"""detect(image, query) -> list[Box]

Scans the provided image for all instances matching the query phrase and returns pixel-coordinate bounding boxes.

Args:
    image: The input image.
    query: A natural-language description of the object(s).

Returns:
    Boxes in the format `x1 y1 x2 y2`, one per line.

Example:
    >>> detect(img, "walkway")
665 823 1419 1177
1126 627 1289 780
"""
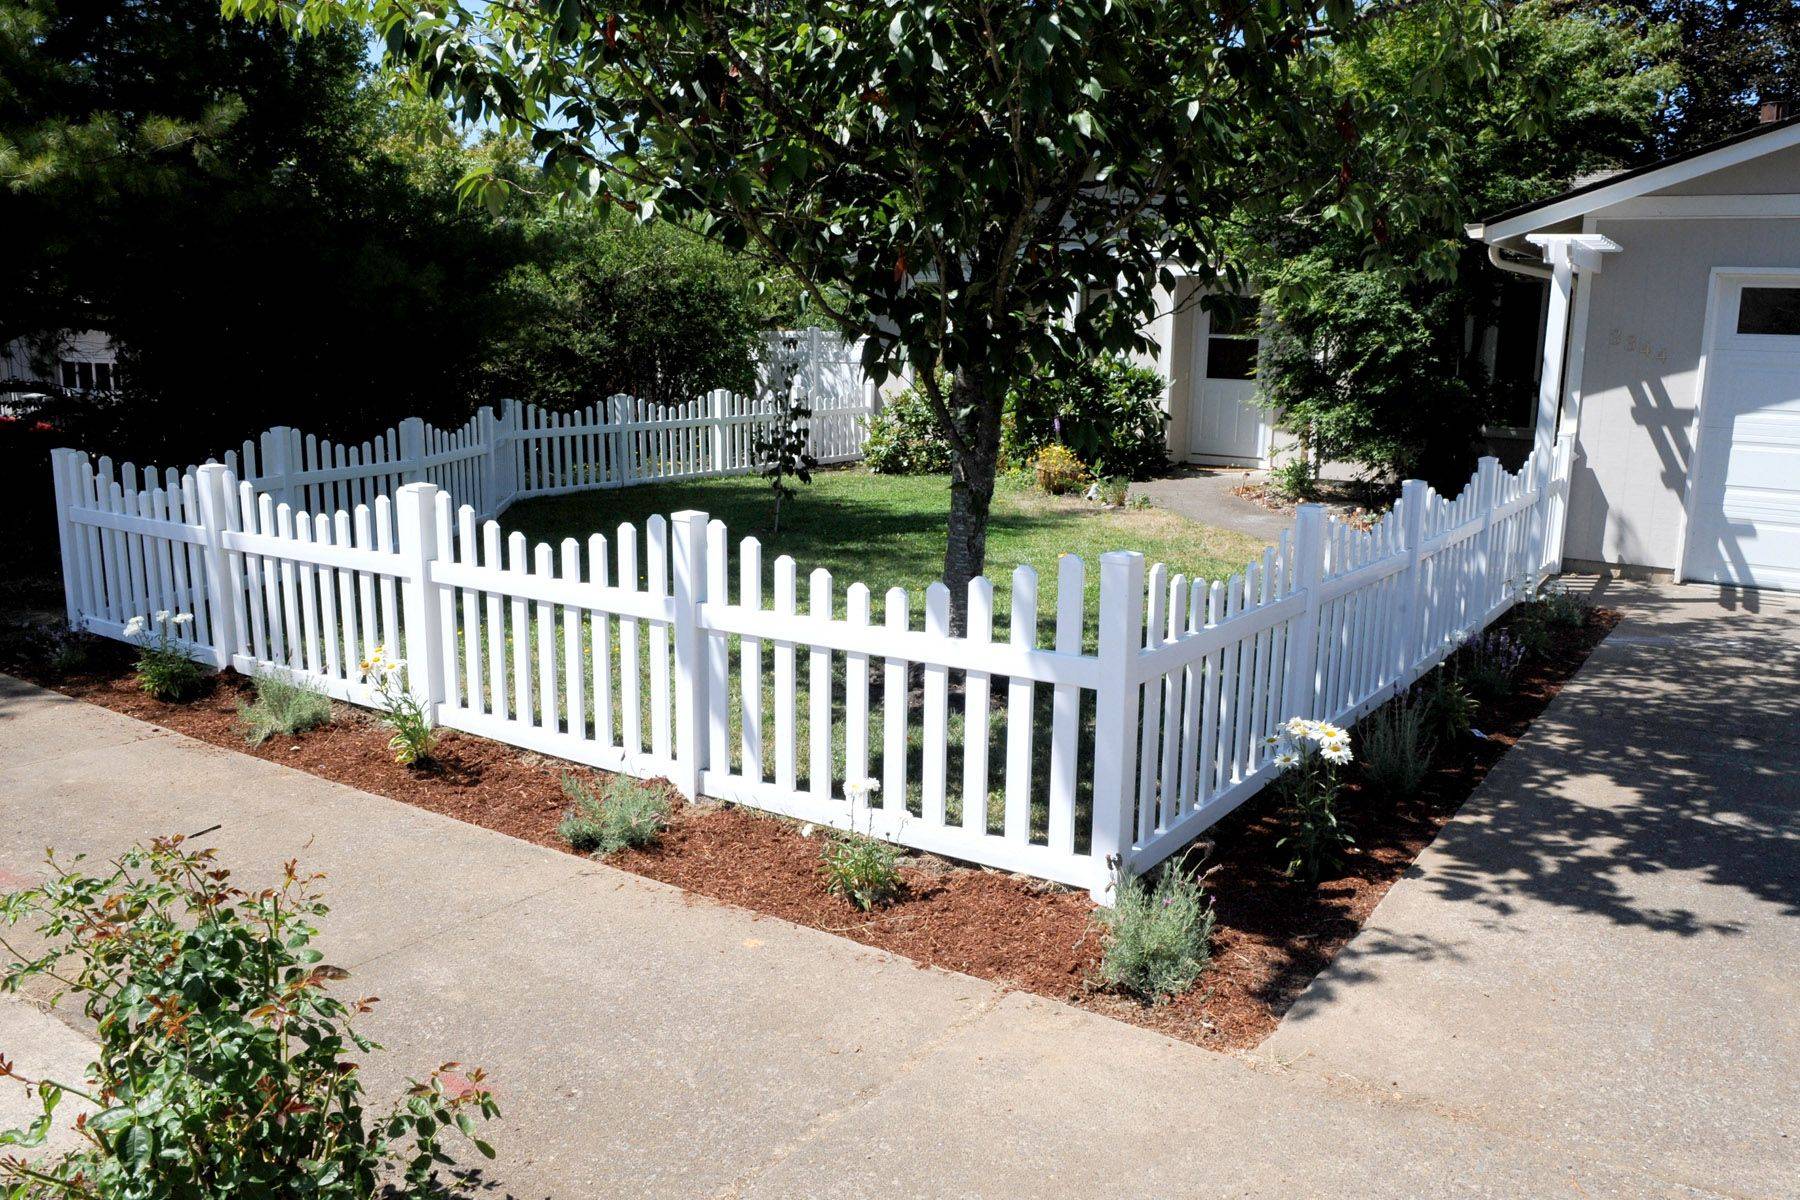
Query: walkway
0 580 1793 1197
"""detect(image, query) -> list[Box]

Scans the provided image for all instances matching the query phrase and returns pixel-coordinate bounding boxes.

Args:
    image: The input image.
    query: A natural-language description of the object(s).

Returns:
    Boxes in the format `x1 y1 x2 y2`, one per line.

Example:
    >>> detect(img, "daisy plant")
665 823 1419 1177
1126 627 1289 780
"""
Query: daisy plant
1270 717 1356 885
360 646 435 767
126 610 204 702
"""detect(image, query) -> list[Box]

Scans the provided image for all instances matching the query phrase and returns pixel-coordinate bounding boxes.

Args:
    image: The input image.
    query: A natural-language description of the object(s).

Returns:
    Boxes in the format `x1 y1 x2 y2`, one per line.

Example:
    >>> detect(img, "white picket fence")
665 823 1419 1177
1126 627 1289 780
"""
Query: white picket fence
47 429 1573 899
186 329 875 537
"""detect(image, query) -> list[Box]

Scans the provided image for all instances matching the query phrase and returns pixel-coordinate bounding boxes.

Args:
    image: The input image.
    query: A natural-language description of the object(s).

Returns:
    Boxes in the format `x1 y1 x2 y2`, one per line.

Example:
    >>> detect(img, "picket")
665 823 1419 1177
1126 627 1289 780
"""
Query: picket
49 426 1574 900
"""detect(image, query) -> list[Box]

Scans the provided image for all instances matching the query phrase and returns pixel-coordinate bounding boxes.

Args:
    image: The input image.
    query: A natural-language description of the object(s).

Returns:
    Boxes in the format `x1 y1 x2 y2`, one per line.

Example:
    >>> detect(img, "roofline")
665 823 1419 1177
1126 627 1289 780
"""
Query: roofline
1468 113 1800 244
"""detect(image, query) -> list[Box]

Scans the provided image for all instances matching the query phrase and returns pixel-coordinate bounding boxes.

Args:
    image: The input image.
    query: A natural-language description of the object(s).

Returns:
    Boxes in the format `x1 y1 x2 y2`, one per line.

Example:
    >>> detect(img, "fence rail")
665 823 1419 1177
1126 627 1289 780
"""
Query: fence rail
48 416 1573 898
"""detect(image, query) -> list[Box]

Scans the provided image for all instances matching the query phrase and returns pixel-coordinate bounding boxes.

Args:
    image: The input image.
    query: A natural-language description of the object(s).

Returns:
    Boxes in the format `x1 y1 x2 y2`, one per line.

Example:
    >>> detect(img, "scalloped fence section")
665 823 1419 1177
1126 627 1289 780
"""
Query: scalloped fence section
47 428 1572 899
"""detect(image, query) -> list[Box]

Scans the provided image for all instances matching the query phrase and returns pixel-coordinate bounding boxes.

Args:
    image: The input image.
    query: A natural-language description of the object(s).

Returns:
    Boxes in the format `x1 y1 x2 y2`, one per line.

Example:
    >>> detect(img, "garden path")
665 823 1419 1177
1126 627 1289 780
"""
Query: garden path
0 578 1792 1198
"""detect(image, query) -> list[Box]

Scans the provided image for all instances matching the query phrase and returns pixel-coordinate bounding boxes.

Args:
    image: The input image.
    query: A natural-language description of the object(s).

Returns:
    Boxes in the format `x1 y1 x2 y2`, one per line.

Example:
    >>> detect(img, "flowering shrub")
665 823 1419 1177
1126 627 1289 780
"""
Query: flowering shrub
863 374 956 475
0 838 499 1198
1031 443 1088 495
1270 717 1355 884
1097 859 1217 1002
1463 628 1527 701
360 647 435 766
126 610 204 702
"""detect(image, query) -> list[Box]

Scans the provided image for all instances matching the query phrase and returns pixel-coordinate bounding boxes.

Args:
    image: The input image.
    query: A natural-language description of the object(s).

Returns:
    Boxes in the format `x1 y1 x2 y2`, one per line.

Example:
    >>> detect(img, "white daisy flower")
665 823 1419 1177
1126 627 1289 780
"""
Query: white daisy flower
1272 749 1301 770
154 610 170 623
1284 716 1312 740
1321 743 1354 765
171 612 194 626
1315 722 1348 743
123 616 146 638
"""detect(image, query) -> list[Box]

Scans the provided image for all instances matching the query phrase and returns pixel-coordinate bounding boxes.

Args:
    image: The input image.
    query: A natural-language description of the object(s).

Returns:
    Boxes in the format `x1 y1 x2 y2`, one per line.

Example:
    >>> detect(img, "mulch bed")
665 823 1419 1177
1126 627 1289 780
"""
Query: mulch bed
16 606 1617 1051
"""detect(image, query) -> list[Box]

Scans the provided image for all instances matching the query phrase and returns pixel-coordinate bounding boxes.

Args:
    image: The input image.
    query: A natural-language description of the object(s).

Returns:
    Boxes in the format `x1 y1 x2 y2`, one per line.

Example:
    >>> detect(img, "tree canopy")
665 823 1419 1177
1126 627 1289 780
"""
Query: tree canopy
230 0 1504 615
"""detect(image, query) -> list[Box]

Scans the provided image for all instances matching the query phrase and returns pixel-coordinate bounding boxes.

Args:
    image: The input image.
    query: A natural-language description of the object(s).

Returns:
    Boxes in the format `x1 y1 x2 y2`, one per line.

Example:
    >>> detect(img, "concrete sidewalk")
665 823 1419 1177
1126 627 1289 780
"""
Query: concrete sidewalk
1 579 1794 1197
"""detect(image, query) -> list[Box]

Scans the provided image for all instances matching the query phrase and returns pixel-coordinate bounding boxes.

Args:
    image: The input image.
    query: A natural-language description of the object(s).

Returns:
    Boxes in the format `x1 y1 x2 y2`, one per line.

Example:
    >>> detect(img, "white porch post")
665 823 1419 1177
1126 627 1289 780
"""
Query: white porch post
1523 233 1621 463
1533 250 1574 464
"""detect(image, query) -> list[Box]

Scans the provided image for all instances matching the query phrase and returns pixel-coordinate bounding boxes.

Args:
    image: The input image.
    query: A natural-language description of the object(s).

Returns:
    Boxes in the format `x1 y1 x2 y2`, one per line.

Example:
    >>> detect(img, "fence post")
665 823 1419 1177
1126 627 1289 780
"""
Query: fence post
1089 550 1145 902
261 427 297 509
669 510 710 801
398 416 428 484
1281 504 1326 720
1545 433 1574 575
193 463 242 671
708 391 726 474
393 482 445 722
1475 456 1500 618
480 403 517 515
50 449 82 624
1394 479 1429 687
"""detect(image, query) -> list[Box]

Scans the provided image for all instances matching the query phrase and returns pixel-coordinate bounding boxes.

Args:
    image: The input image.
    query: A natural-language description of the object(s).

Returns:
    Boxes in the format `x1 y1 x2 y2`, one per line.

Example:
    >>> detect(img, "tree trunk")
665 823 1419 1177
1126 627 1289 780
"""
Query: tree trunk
943 369 1005 636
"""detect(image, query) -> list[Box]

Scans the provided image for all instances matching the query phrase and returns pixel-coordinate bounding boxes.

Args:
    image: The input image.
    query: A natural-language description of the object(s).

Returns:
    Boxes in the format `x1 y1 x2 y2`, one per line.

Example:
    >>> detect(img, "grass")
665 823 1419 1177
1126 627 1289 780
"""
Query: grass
500 467 1271 638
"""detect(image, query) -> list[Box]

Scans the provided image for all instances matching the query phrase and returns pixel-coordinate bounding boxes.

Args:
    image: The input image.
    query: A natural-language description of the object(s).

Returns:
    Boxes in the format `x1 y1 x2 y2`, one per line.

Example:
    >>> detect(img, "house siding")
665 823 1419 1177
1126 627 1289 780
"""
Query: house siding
1567 216 1800 569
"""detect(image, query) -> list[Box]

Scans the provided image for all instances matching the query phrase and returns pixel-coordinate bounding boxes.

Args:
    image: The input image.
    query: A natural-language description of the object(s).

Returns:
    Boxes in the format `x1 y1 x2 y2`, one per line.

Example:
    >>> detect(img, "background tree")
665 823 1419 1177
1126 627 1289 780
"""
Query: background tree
477 210 785 410
1608 0 1800 152
1248 0 1676 487
233 0 1501 625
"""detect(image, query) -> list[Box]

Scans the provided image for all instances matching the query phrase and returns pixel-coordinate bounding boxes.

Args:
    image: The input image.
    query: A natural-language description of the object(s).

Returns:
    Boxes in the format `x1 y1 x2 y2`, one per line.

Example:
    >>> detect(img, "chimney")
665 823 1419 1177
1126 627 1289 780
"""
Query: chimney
1760 100 1790 124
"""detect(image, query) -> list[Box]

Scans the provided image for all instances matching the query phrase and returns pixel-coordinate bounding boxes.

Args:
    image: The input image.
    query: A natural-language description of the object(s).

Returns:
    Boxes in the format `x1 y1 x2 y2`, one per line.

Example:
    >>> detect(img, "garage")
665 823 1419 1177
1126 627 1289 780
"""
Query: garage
1467 111 1800 591
1685 275 1800 589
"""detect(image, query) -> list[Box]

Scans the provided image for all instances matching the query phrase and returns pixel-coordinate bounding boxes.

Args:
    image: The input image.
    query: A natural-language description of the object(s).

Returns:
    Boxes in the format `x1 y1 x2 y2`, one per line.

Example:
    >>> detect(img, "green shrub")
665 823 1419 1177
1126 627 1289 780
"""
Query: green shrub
1421 667 1478 745
1539 582 1593 627
1361 695 1435 799
126 611 205 702
0 838 499 1198
1097 861 1216 1002
820 830 903 911
863 374 955 475
558 773 670 855
1006 355 1170 480
238 670 333 745
0 615 89 676
1269 457 1315 503
1095 475 1130 507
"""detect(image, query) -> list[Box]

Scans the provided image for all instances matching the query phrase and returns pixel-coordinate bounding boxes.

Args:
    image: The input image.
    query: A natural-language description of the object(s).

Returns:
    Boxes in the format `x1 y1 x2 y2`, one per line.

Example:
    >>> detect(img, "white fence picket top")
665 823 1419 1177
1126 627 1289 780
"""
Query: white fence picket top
51 405 1572 899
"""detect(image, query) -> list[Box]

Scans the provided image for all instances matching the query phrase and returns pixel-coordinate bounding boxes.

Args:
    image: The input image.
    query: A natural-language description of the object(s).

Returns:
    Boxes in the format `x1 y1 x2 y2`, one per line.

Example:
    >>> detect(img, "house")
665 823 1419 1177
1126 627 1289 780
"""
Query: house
1468 107 1800 592
2 330 120 411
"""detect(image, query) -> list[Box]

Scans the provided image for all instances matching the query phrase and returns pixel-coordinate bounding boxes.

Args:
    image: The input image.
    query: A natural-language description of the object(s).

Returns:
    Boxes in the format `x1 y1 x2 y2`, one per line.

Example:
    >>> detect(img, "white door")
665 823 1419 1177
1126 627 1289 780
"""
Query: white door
1684 275 1800 591
1186 304 1268 464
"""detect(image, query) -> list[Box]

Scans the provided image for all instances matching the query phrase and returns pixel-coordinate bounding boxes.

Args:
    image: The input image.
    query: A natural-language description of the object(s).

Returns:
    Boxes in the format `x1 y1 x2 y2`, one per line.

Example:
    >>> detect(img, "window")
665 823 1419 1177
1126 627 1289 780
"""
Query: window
1204 297 1259 381
58 358 116 393
1736 287 1800 336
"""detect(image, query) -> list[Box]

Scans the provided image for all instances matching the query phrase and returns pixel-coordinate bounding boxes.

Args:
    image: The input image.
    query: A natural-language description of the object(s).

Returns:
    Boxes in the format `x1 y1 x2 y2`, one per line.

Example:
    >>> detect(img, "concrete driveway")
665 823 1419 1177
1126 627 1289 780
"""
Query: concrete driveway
0 579 1794 1197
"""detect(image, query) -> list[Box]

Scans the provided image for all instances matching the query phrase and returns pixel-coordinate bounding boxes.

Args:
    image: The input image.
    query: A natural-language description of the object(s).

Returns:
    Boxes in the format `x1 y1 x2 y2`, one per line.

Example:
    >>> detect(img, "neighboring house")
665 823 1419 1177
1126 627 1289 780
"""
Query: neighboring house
1469 108 1800 592
1 331 120 411
1135 273 1551 474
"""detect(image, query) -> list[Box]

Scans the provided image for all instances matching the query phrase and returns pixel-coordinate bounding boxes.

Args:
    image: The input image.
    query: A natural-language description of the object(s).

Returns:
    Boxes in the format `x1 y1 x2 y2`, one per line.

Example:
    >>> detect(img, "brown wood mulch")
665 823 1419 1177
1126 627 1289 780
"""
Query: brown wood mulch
18 607 1617 1051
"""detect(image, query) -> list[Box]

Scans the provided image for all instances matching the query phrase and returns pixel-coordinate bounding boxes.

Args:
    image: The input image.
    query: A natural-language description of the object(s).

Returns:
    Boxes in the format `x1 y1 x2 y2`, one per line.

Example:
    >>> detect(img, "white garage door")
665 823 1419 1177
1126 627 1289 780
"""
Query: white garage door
1684 277 1800 591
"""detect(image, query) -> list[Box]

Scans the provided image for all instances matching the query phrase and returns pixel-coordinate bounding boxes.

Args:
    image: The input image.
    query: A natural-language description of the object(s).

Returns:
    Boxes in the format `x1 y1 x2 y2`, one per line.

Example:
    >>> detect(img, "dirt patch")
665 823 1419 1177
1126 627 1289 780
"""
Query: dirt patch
20 606 1616 1051
1232 480 1388 530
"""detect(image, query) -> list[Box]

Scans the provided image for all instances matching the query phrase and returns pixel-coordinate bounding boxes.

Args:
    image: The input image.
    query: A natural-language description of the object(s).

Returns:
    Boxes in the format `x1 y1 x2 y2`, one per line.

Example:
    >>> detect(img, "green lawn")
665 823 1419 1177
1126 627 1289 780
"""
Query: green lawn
500 467 1272 641
483 469 1274 844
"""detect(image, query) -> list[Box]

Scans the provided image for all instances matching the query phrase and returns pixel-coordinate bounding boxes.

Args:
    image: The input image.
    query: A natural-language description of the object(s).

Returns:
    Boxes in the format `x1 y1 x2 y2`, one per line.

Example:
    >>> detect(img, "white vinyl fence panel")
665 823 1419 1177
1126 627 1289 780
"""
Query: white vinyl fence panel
50 413 1571 899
